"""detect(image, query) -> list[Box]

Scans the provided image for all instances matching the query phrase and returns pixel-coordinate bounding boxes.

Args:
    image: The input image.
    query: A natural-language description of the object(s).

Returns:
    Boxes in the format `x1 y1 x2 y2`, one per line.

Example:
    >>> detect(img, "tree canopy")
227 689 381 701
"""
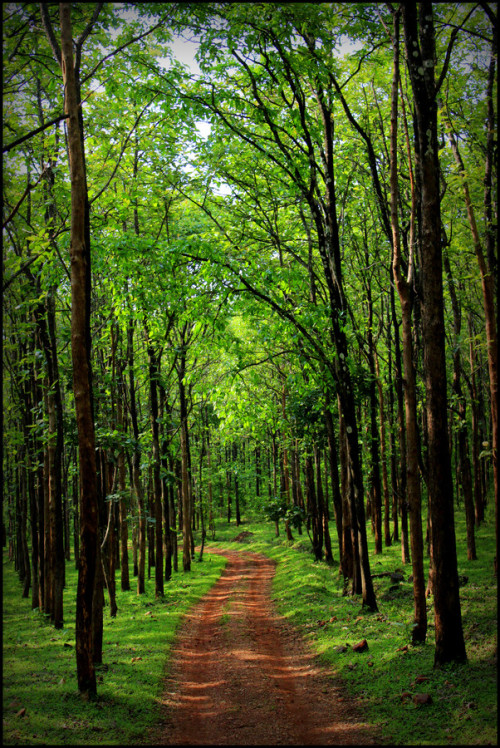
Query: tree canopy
2 1 497 697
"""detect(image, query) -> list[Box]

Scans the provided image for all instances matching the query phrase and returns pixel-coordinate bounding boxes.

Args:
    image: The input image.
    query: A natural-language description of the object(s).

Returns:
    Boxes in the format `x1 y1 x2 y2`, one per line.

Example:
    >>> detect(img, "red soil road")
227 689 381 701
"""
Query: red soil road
149 549 378 746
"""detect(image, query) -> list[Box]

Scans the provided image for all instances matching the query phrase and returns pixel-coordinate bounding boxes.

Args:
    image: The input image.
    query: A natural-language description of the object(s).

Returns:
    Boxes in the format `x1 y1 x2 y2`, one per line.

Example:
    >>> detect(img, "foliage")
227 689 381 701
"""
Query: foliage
2 0 496 736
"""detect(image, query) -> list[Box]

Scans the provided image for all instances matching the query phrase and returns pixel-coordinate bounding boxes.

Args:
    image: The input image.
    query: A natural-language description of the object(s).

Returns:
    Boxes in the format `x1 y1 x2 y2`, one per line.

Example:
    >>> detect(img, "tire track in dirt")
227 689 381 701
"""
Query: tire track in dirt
149 549 377 745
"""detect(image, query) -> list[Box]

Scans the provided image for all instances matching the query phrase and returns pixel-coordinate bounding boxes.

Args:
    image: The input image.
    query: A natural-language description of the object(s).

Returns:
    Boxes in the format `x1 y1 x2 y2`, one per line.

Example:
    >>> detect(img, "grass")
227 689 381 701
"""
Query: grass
2 550 226 745
206 502 497 746
2 500 497 745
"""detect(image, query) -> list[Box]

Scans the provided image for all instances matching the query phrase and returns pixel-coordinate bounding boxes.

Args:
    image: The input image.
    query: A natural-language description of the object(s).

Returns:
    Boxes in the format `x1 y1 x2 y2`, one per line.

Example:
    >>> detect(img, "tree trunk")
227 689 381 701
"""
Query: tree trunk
158 387 173 582
390 5 427 644
443 253 476 561
338 400 355 582
147 334 164 597
314 78 377 611
304 452 322 560
127 319 146 594
402 1 466 665
374 348 391 547
324 394 343 565
117 390 130 591
468 314 485 524
315 444 333 563
178 348 192 572
366 278 383 554
443 103 496 553
60 2 100 695
233 442 241 527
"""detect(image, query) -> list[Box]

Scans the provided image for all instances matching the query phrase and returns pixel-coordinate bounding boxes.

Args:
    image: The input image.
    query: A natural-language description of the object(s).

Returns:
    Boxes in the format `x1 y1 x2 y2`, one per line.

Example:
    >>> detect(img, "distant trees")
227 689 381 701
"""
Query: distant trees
2 0 496 696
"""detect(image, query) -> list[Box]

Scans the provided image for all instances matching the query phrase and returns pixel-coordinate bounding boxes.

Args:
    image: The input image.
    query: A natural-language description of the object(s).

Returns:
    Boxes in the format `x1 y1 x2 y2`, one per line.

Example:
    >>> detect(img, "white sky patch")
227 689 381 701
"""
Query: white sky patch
195 121 211 139
166 34 202 75
338 35 364 57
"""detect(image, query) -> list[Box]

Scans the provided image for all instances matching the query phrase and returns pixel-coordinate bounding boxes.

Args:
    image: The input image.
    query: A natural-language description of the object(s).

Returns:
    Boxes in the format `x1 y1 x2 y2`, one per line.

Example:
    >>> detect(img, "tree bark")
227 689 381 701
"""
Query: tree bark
324 393 343 567
127 318 146 594
367 283 383 554
443 100 497 551
178 341 192 572
60 1 99 696
147 333 164 597
443 252 476 560
402 1 466 665
390 5 427 644
116 384 130 591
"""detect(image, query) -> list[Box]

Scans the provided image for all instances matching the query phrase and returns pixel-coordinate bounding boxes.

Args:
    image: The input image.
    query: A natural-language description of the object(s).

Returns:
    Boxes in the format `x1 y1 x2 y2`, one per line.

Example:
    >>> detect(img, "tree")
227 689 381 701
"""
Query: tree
173 3 378 609
59 1 101 697
389 5 427 644
3 0 495 683
402 0 466 666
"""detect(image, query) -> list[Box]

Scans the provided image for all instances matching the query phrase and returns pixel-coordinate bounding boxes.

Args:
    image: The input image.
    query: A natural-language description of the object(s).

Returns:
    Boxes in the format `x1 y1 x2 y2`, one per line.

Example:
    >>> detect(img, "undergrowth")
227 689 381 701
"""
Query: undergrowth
2 552 226 745
2 500 497 745
208 502 497 746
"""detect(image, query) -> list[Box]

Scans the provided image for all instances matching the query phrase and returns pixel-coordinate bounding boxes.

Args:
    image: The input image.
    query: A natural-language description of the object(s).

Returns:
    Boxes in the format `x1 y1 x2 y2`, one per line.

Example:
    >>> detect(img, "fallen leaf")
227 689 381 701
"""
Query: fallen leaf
353 639 368 652
414 675 429 684
413 693 433 706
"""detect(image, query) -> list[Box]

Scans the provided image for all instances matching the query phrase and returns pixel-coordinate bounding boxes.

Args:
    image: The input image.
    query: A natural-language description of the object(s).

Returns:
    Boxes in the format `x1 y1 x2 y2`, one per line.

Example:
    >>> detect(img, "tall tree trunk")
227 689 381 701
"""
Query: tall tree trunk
442 99 497 553
60 1 100 696
178 346 192 572
158 386 173 581
304 452 322 560
338 399 355 582
389 285 403 547
147 333 164 597
315 443 333 563
468 314 485 524
313 75 377 611
127 319 146 594
367 285 383 554
116 386 130 591
390 5 427 645
443 253 476 561
46 288 65 627
375 347 391 547
402 1 466 665
324 392 343 567
483 28 498 547
233 442 241 527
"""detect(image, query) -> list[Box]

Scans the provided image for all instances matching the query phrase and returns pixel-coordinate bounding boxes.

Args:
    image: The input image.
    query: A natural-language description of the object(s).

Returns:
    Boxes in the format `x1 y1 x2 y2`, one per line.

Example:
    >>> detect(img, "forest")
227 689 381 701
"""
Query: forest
2 2 498 745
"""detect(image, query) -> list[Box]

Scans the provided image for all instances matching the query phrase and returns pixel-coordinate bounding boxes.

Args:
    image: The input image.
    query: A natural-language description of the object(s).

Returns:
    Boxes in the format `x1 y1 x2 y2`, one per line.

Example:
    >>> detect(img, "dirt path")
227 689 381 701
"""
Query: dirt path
149 549 378 745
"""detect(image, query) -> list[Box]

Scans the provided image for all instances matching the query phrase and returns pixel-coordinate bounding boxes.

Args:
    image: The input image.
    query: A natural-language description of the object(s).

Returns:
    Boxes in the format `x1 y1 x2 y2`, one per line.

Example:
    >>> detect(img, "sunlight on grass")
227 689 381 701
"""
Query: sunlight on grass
2 549 226 745
3 503 497 746
206 505 497 746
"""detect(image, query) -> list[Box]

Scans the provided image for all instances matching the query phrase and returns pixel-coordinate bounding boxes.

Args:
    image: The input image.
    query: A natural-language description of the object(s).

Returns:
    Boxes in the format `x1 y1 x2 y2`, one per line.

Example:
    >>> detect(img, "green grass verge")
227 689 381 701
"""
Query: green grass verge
2 550 226 745
207 503 497 746
2 501 497 746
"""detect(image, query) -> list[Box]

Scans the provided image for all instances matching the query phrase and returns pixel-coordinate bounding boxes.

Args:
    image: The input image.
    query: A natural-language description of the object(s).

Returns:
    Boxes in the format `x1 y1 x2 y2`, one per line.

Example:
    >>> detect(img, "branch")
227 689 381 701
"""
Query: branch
436 4 479 93
3 253 41 292
2 112 69 154
80 15 171 86
234 349 298 373
75 2 104 80
76 2 104 50
89 94 159 205
40 2 61 65
2 169 46 227
479 1 497 28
